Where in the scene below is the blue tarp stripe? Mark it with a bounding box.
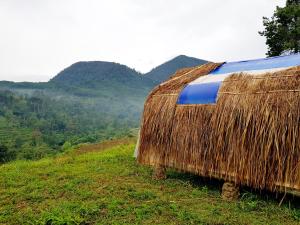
[177,82,221,104]
[210,54,300,75]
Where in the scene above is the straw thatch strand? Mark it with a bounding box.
[138,64,300,193]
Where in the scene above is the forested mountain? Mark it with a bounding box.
[0,55,207,162]
[145,55,208,83]
[50,61,155,97]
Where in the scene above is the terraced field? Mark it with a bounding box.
[0,117,33,146]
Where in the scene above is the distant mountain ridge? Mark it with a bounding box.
[49,55,208,89]
[1,55,208,91]
[145,55,208,83]
[0,54,209,101]
[49,61,155,98]
[50,61,155,89]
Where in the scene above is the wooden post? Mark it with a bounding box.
[153,165,166,180]
[221,182,240,201]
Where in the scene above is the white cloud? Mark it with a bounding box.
[0,0,286,82]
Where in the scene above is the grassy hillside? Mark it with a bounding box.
[0,140,299,224]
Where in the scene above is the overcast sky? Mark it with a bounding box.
[0,0,286,82]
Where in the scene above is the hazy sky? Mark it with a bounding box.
[0,0,286,82]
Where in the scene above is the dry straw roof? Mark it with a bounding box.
[137,58,300,193]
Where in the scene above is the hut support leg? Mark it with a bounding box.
[153,165,166,180]
[221,182,240,201]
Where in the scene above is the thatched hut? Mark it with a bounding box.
[136,54,300,197]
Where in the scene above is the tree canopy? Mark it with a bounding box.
[259,0,300,56]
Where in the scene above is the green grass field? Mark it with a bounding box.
[0,140,299,225]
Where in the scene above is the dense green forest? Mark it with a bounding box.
[0,55,206,163]
[0,90,138,162]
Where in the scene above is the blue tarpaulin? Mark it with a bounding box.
[177,54,300,105]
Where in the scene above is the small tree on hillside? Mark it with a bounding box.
[259,0,300,56]
[0,144,9,163]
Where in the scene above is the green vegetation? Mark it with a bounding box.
[0,90,138,162]
[0,141,299,224]
[259,0,300,56]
